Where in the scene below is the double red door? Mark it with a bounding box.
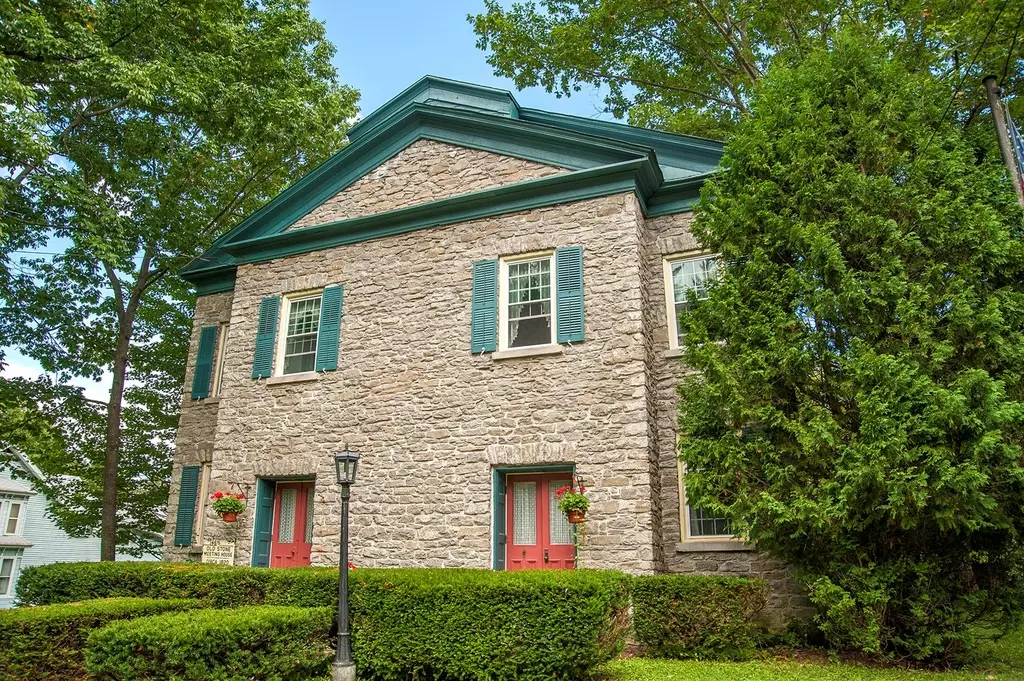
[506,473,576,570]
[270,481,314,568]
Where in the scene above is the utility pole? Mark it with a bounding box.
[983,75,1024,206]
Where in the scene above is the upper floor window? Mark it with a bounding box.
[664,253,718,349]
[1,498,24,536]
[499,252,555,350]
[278,294,322,375]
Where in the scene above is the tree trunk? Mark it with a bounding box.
[100,317,133,560]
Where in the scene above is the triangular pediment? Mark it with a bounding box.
[180,76,724,293]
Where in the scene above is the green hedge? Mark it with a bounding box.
[85,606,333,681]
[349,568,630,681]
[632,574,769,660]
[15,562,270,607]
[0,597,202,681]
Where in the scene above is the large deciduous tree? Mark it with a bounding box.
[0,0,358,559]
[677,33,1024,660]
[471,0,1024,138]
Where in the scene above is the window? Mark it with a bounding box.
[0,549,21,597]
[210,323,229,397]
[499,253,555,350]
[4,502,21,535]
[278,294,322,375]
[677,443,734,540]
[664,253,718,348]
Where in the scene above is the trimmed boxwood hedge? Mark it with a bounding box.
[15,561,270,607]
[0,597,202,681]
[632,574,769,660]
[85,605,333,681]
[349,568,630,681]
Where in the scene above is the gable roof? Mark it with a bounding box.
[181,76,724,294]
[0,444,42,495]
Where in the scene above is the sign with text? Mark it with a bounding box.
[201,540,236,565]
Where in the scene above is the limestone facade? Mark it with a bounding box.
[166,141,810,623]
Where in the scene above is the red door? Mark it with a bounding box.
[270,481,314,568]
[506,474,575,570]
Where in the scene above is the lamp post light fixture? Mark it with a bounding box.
[332,447,360,681]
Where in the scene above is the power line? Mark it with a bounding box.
[925,0,1010,154]
[1001,7,1024,85]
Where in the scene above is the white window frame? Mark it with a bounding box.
[663,251,719,350]
[210,322,229,397]
[0,497,26,536]
[0,548,23,597]
[498,251,557,352]
[274,290,324,377]
[194,463,212,545]
[675,433,736,541]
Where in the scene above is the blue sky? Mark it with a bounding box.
[319,0,611,120]
[2,1,614,398]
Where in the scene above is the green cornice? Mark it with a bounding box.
[221,159,661,265]
[646,173,715,216]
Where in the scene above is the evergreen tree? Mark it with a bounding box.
[678,33,1024,660]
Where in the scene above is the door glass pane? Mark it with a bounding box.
[548,481,573,545]
[278,488,297,543]
[513,482,537,544]
[304,487,314,544]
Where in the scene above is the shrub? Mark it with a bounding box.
[0,597,202,681]
[632,575,768,660]
[15,562,270,607]
[85,605,333,681]
[350,568,630,681]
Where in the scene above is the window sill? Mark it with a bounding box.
[189,396,221,406]
[675,539,750,553]
[265,371,320,385]
[663,348,684,359]
[492,344,564,360]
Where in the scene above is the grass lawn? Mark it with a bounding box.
[600,629,1024,681]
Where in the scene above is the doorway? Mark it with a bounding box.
[251,479,315,568]
[504,472,575,570]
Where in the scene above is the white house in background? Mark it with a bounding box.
[0,446,158,607]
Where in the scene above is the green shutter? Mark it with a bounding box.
[314,285,343,372]
[471,259,498,353]
[173,466,200,547]
[556,246,585,343]
[252,479,276,568]
[190,326,219,399]
[252,296,279,378]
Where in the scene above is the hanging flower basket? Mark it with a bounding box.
[555,483,589,524]
[211,491,245,522]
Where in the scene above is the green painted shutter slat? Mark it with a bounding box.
[173,466,200,547]
[556,246,585,343]
[252,479,276,567]
[470,259,498,353]
[314,285,343,372]
[190,326,219,399]
[252,297,279,378]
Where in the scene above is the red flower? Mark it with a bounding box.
[235,494,245,500]
[348,561,357,570]
[212,492,224,499]
[580,486,587,492]
[555,486,570,496]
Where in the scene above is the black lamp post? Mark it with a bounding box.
[332,447,360,681]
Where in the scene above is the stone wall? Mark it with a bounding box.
[198,192,658,572]
[288,139,566,230]
[644,211,813,626]
[163,291,233,562]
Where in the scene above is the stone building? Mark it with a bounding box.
[164,77,809,621]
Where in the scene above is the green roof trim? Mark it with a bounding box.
[180,76,724,294]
